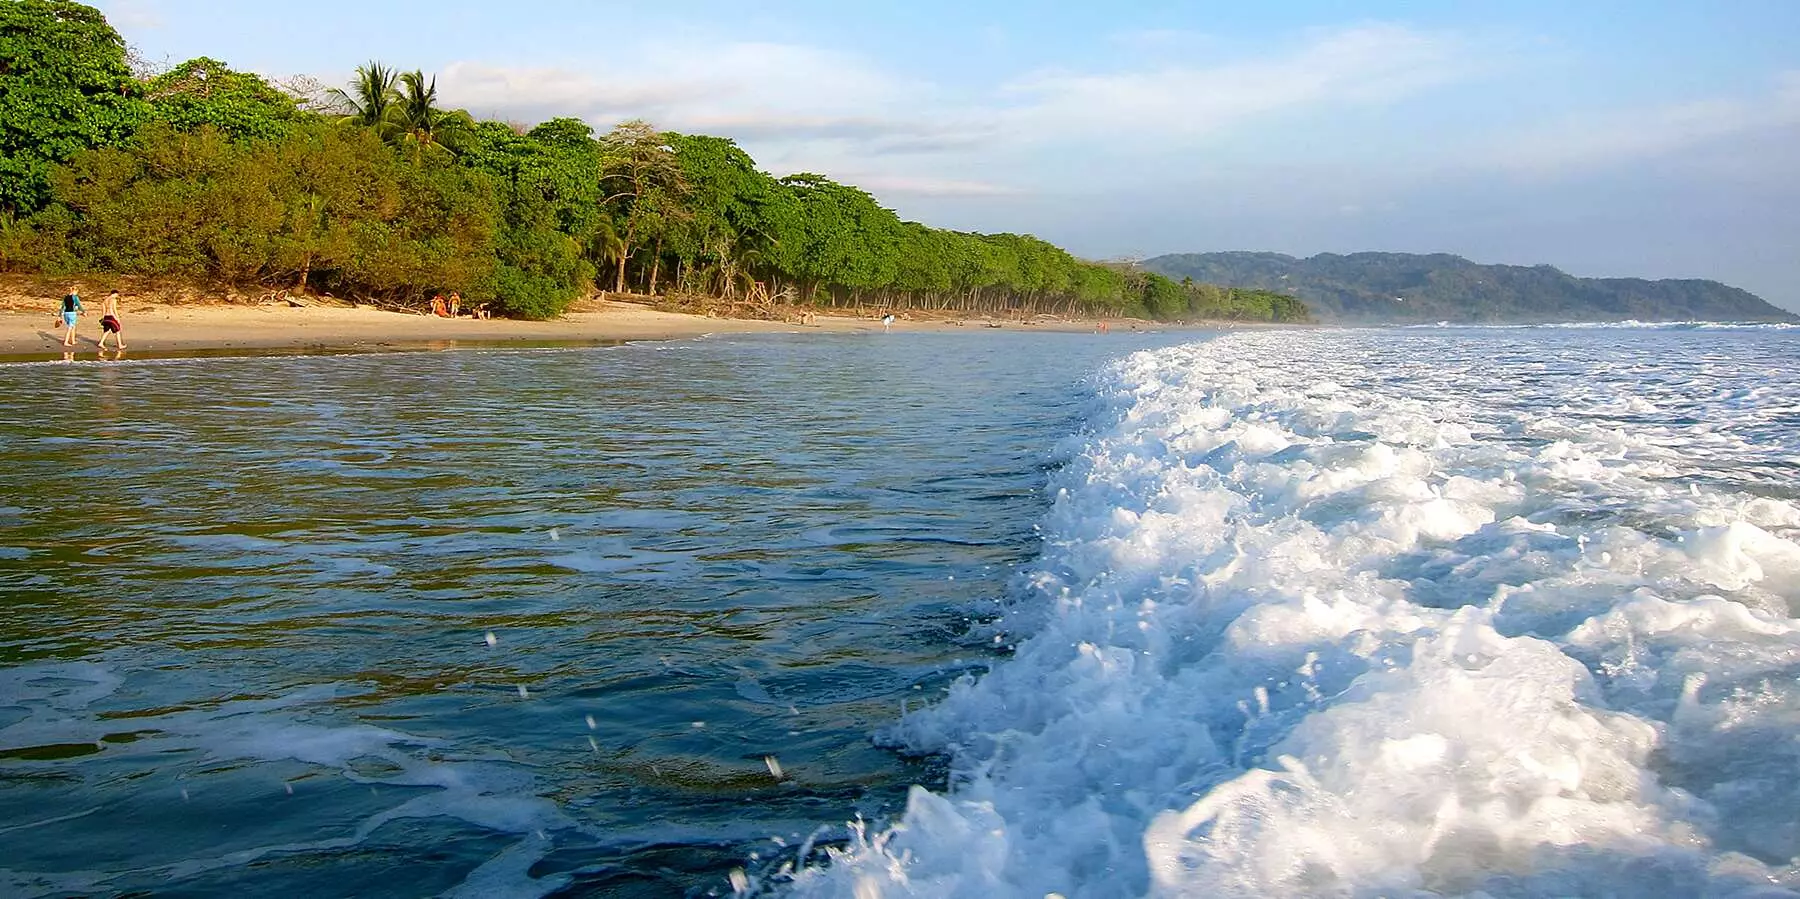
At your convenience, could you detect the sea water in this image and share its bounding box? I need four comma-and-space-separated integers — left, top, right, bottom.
0, 330, 1184, 897
772, 324, 1800, 898
2, 326, 1798, 898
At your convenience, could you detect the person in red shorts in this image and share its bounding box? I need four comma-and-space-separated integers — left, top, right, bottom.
98, 289, 126, 350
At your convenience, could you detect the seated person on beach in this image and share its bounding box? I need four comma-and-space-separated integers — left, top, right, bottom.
431, 294, 448, 317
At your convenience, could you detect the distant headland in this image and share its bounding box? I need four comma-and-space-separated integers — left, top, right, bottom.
1144, 251, 1795, 324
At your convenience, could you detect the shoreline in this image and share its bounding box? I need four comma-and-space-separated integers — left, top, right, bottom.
0, 300, 1230, 363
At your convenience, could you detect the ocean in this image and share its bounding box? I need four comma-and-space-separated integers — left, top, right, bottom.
2, 325, 1797, 898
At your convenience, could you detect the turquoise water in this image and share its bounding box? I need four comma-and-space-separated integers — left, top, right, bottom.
0, 331, 1189, 897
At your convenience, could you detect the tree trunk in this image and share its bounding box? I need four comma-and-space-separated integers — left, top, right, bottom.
648, 240, 662, 296
615, 247, 630, 294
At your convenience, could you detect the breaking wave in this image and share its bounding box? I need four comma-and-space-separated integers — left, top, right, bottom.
772, 328, 1800, 897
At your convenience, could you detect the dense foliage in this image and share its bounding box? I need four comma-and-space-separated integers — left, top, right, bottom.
0, 1, 1308, 322
0, 0, 147, 213
1146, 251, 1789, 324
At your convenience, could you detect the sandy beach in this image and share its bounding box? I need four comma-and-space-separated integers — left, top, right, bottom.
0, 297, 1167, 361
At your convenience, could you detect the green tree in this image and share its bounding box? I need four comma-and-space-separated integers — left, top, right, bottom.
0, 0, 147, 213
458, 117, 603, 316
1138, 272, 1187, 319
668, 133, 780, 296
599, 120, 688, 294
43, 121, 500, 305
769, 173, 901, 304
325, 61, 400, 138
144, 57, 306, 142
392, 70, 473, 157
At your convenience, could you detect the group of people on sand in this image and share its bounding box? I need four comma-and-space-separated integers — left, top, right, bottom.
429, 291, 490, 319
56, 288, 126, 350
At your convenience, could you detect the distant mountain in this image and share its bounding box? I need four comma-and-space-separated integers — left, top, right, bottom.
1142, 252, 1796, 324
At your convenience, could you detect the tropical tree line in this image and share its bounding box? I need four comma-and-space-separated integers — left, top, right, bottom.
0, 0, 1309, 322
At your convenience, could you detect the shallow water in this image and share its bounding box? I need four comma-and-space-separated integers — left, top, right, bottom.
0, 330, 1188, 897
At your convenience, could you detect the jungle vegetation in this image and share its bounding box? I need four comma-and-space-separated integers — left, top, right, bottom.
0, 0, 1308, 323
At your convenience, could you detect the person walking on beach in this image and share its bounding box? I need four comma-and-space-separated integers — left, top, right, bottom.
58, 289, 82, 347
97, 290, 126, 350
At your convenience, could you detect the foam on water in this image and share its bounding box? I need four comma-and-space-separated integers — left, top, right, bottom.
770, 328, 1800, 897
1403, 321, 1800, 331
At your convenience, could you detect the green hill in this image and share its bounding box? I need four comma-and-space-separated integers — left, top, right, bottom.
1143, 252, 1795, 324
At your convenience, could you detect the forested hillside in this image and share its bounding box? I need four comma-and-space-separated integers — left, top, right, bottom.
1145, 251, 1792, 323
0, 0, 1308, 323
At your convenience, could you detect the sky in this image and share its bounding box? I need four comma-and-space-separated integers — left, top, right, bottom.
95, 0, 1800, 310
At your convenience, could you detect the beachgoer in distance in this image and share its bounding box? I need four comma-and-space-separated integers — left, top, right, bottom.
58, 288, 82, 347
431, 294, 448, 317
881, 312, 896, 330
449, 291, 462, 317
98, 290, 126, 350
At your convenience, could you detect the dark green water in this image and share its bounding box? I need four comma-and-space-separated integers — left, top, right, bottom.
0, 330, 1192, 897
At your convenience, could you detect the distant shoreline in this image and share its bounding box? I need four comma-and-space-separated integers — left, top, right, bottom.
0, 299, 1253, 364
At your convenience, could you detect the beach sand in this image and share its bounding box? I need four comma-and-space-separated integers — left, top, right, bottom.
0, 299, 1153, 361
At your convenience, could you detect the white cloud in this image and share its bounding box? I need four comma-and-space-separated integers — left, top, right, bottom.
434, 42, 994, 181
95, 0, 163, 30
420, 24, 1483, 202
1483, 70, 1800, 177
845, 175, 1024, 198
998, 25, 1477, 143
437, 41, 950, 143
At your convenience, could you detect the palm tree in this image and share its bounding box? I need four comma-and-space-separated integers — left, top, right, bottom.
589, 219, 626, 293
326, 61, 400, 138
393, 70, 472, 157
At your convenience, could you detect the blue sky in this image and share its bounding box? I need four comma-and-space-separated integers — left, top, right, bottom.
97, 0, 1800, 310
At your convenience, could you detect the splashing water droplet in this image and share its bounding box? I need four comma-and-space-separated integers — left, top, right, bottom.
764, 755, 784, 780
517, 685, 530, 699
484, 631, 498, 647
586, 714, 597, 730
549, 527, 560, 541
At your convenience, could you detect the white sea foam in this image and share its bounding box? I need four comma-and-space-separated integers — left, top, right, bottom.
1402, 320, 1800, 331
770, 329, 1800, 897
